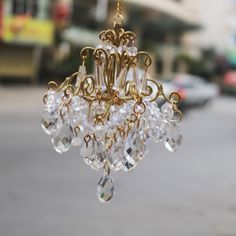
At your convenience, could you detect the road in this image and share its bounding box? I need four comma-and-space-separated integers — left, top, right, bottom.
0, 87, 236, 236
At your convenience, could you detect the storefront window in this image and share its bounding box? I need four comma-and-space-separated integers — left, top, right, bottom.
12, 0, 38, 17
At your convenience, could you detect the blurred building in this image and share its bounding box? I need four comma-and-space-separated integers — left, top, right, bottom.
64, 0, 200, 76
183, 0, 236, 61
0, 0, 56, 83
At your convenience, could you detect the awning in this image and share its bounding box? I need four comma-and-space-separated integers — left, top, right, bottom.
126, 0, 199, 25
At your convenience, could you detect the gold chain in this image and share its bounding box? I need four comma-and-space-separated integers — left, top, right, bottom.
116, 0, 123, 16
114, 0, 124, 25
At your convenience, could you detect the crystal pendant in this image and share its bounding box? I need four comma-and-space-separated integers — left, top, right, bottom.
97, 175, 114, 203
41, 90, 60, 135
109, 139, 124, 172
90, 140, 107, 170
41, 107, 58, 135
81, 140, 107, 171
52, 121, 74, 154
136, 129, 148, 161
81, 141, 94, 165
123, 129, 144, 171
164, 122, 183, 152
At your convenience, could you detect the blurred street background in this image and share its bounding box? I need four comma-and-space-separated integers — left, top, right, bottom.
0, 0, 236, 235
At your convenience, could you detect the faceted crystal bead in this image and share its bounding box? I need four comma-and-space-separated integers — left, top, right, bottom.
152, 119, 168, 143
106, 45, 117, 54
52, 121, 74, 154
46, 90, 62, 107
127, 46, 138, 57
161, 102, 174, 120
47, 90, 57, 104
71, 96, 86, 114
98, 44, 117, 54
164, 122, 183, 152
97, 175, 114, 203
92, 101, 106, 117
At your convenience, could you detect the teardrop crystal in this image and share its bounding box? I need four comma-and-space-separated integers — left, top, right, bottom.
109, 139, 124, 172
123, 128, 144, 171
164, 122, 183, 152
90, 140, 107, 170
81, 140, 94, 165
97, 175, 114, 203
41, 106, 58, 135
81, 140, 107, 171
52, 121, 74, 154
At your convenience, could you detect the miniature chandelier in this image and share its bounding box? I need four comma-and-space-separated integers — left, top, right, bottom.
41, 0, 183, 203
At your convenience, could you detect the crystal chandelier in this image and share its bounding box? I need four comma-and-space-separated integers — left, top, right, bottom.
41, 0, 183, 203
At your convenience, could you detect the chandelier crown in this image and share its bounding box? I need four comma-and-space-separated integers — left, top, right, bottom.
41, 0, 183, 203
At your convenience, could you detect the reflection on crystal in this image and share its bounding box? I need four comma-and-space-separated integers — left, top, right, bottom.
136, 142, 148, 161
164, 122, 183, 152
97, 175, 114, 203
41, 118, 56, 135
122, 129, 144, 171
122, 154, 136, 172
52, 121, 74, 154
41, 106, 58, 134
109, 140, 124, 172
90, 140, 107, 170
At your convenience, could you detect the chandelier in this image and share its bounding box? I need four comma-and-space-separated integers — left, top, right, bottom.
41, 0, 183, 203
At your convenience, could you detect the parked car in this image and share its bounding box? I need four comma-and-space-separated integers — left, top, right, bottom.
175, 74, 219, 106
161, 74, 219, 107
222, 71, 236, 95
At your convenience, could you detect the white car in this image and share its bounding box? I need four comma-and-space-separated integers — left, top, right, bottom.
173, 74, 219, 106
